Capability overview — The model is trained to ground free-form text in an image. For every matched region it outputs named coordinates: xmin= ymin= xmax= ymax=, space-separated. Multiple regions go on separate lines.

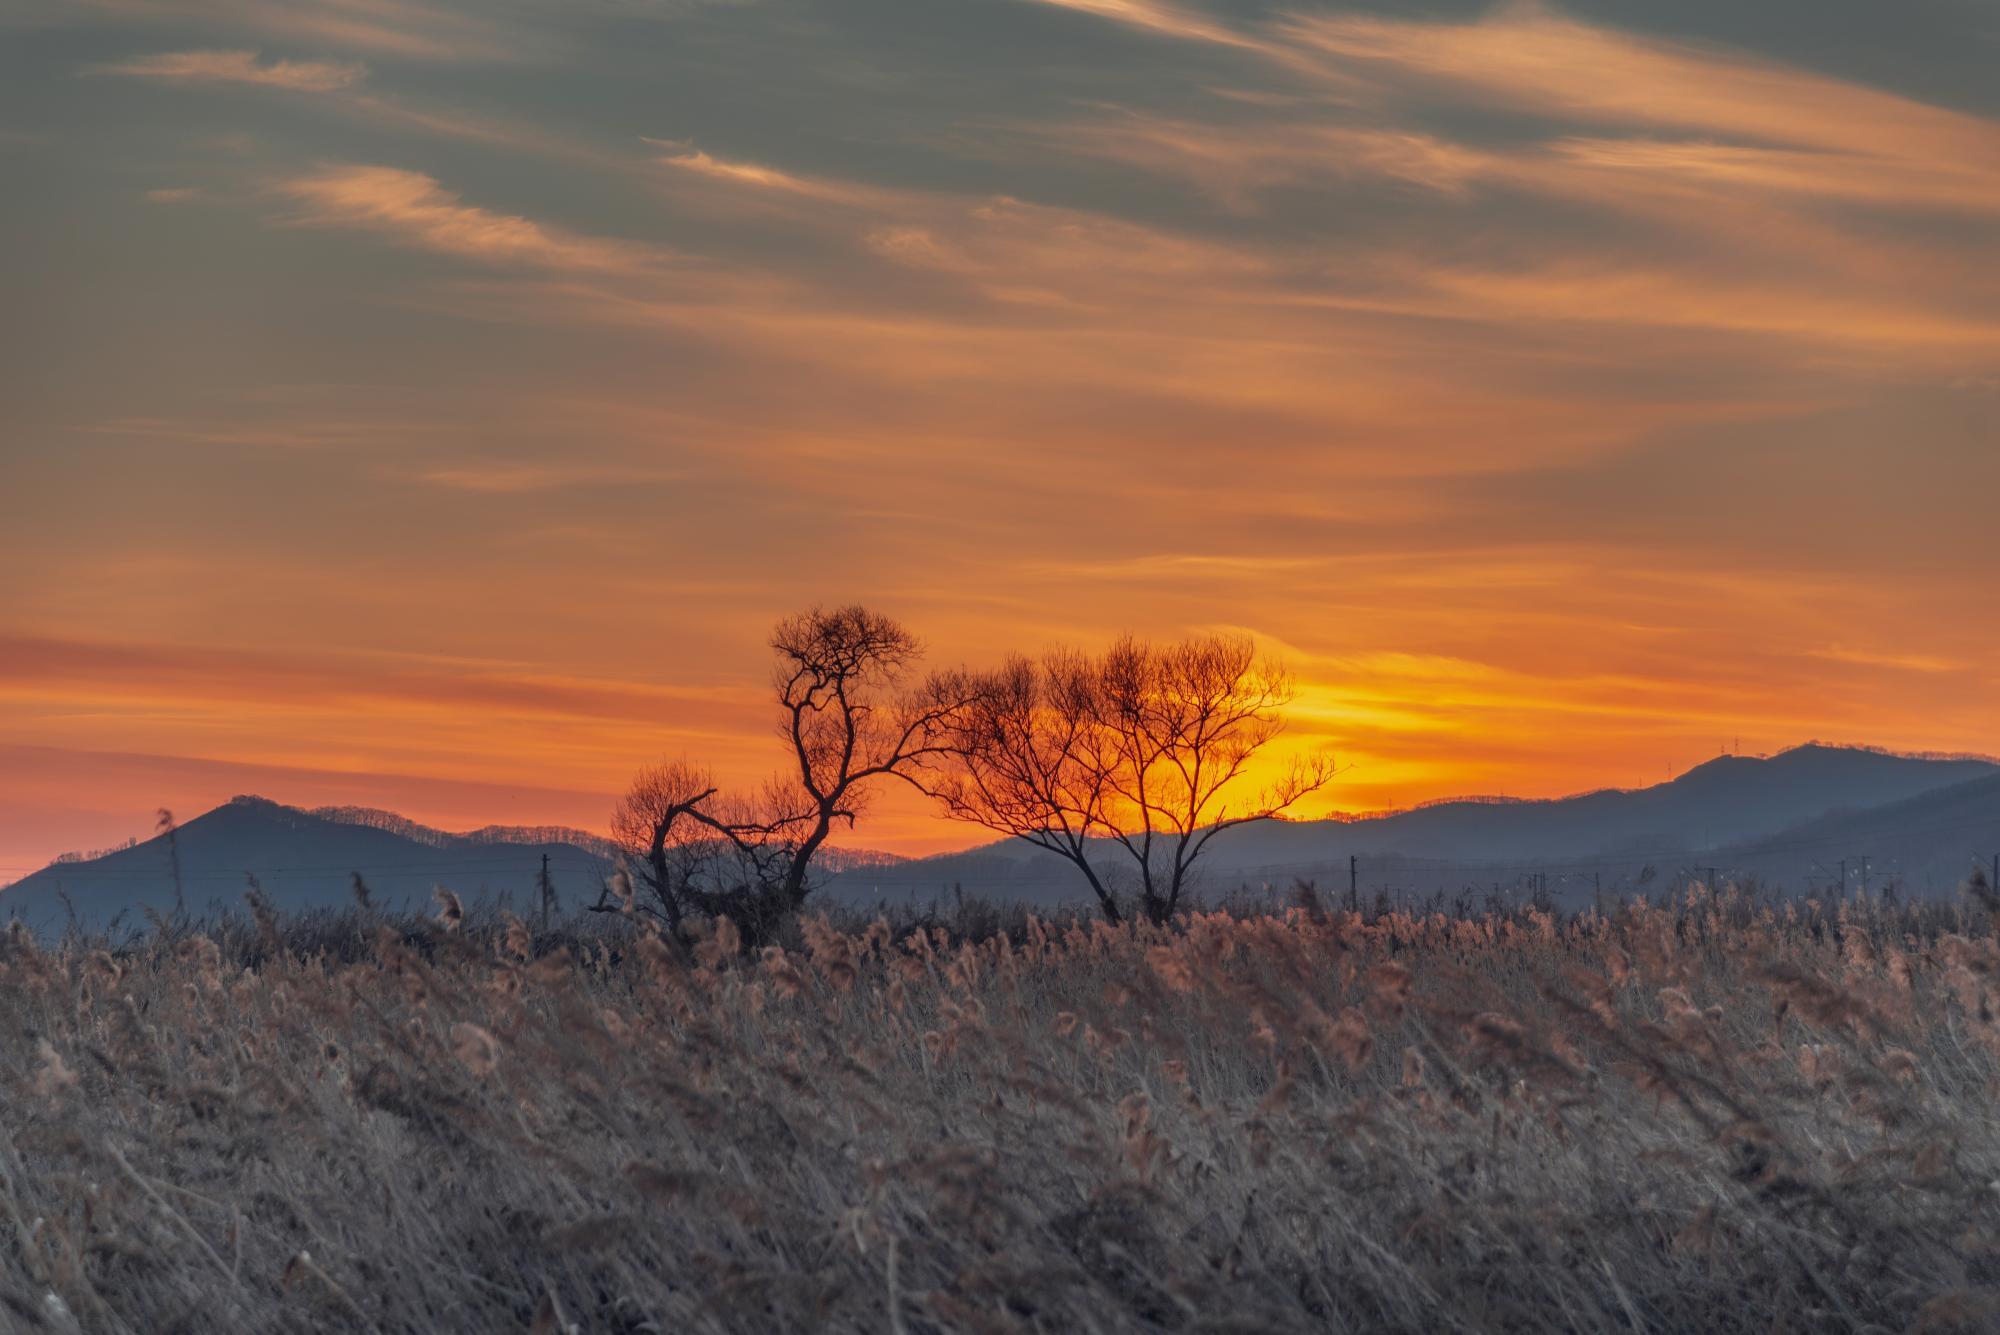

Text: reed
xmin=2 ymin=883 xmax=1996 ymax=1332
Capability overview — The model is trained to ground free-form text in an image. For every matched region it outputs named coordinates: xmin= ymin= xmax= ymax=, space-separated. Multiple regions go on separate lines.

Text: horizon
xmin=13 ymin=736 xmax=1996 ymax=886
xmin=6 ymin=0 xmax=1998 ymax=882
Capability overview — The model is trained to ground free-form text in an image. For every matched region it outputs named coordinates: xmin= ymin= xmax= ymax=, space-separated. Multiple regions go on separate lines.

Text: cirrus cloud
xmin=89 ymin=49 xmax=367 ymax=92
xmin=274 ymin=164 xmax=670 ymax=273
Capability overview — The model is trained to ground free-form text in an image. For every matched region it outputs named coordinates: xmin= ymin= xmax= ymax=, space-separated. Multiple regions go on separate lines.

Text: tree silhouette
xmin=762 ymin=605 xmax=968 ymax=908
xmin=924 ymin=633 xmax=1333 ymax=923
xmin=607 ymin=606 xmax=966 ymax=943
xmin=923 ymin=649 xmax=1125 ymax=922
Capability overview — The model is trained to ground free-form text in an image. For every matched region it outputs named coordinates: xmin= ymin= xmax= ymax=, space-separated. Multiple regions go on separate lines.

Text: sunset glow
xmin=3 ymin=0 xmax=1996 ymax=879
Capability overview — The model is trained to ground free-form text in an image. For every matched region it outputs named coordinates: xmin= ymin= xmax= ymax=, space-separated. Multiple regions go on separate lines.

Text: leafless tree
xmin=922 ymin=650 xmax=1126 ymax=923
xmin=763 ymin=605 xmax=965 ymax=911
xmin=603 ymin=760 xmax=720 ymax=935
xmin=1095 ymin=633 xmax=1333 ymax=921
xmin=604 ymin=606 xmax=966 ymax=944
xmin=923 ymin=633 xmax=1334 ymax=923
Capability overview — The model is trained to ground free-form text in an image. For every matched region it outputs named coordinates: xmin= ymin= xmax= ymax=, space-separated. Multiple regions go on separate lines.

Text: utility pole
xmin=537 ymin=852 xmax=558 ymax=932
xmin=158 ymin=808 xmax=184 ymax=916
xmin=1348 ymin=854 xmax=1358 ymax=912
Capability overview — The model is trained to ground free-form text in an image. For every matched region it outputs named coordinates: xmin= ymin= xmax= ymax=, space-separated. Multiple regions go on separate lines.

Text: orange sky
xmin=2 ymin=0 xmax=1997 ymax=879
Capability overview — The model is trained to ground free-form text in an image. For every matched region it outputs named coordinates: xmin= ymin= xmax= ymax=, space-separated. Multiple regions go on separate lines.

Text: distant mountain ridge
xmin=6 ymin=744 xmax=1994 ymax=931
xmin=823 ymin=743 xmax=2000 ymax=908
xmin=1712 ymin=770 xmax=2000 ymax=894
xmin=1314 ymin=740 xmax=2000 ymax=825
xmin=0 ymin=795 xmax=905 ymax=934
xmin=2 ymin=797 xmax=614 ymax=934
xmin=296 ymin=801 xmax=625 ymax=860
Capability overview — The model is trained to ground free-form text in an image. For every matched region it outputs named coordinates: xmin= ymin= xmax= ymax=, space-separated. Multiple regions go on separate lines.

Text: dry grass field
xmin=3 ymin=883 xmax=1999 ymax=1333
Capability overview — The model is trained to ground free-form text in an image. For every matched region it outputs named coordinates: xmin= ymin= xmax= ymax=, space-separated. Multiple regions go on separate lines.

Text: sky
xmin=2 ymin=0 xmax=1998 ymax=878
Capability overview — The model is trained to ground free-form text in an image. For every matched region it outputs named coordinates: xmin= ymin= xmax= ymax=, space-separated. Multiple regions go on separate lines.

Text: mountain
xmin=0 ymin=795 xmax=911 ymax=936
xmin=292 ymin=804 xmax=624 ymax=859
xmin=1186 ymin=743 xmax=1997 ymax=866
xmin=822 ymin=744 xmax=2000 ymax=909
xmin=1 ymin=796 xmax=615 ymax=934
xmin=1715 ymin=771 xmax=2000 ymax=896
xmin=8 ymin=744 xmax=1992 ymax=931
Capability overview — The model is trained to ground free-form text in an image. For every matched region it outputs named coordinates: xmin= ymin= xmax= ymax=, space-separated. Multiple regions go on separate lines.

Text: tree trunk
xmin=648 ymin=831 xmax=682 ymax=934
xmin=1075 ymin=859 xmax=1121 ymax=925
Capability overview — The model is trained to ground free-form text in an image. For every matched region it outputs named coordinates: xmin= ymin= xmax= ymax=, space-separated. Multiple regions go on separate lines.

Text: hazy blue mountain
xmin=0 ymin=796 xmax=613 ymax=934
xmin=8 ymin=744 xmax=1992 ymax=931
xmin=1713 ymin=771 xmax=2000 ymax=897
xmin=822 ymin=744 xmax=1999 ymax=910
xmin=0 ymin=795 xmax=910 ymax=936
xmin=1193 ymin=743 xmax=1995 ymax=865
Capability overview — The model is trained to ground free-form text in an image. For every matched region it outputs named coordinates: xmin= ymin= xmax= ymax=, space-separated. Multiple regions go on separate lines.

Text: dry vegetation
xmin=4 ymin=884 xmax=2000 ymax=1333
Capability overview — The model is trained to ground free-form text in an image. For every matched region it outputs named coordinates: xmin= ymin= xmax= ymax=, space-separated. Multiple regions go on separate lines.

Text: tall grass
xmin=3 ymin=884 xmax=1998 ymax=1332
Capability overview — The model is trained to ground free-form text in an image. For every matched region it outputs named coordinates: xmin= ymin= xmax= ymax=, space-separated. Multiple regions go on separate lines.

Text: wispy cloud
xmin=88 ymin=38 xmax=633 ymax=164
xmin=1808 ymin=646 xmax=1968 ymax=674
xmin=1543 ymin=136 xmax=2000 ymax=216
xmin=74 ymin=0 xmax=517 ymax=62
xmin=0 ymin=633 xmax=755 ymax=728
xmin=288 ymin=147 xmax=1855 ymax=480
xmin=332 ymin=96 xmax=643 ymax=169
xmin=1025 ymin=0 xmax=1262 ymax=51
xmin=411 ymin=462 xmax=685 ymax=493
xmin=87 ymin=414 xmax=436 ymax=449
xmin=89 ymin=49 xmax=367 ymax=92
xmin=274 ymin=165 xmax=668 ymax=273
xmin=1402 ymin=262 xmax=2000 ymax=354
xmin=244 ymin=0 xmax=511 ymax=61
xmin=1046 ymin=116 xmax=1489 ymax=204
xmin=652 ymin=144 xmax=873 ymax=203
xmin=1033 ymin=1 xmax=2000 ymax=225
xmin=993 ymin=5 xmax=1999 ymax=376
xmin=1281 ymin=2 xmax=1998 ymax=165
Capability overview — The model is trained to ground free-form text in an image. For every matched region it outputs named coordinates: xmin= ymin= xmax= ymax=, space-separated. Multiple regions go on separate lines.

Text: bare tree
xmin=764 ymin=605 xmax=964 ymax=911
xmin=923 ymin=632 xmax=1333 ymax=924
xmin=605 ymin=605 xmax=965 ymax=944
xmin=922 ymin=650 xmax=1126 ymax=923
xmin=1095 ymin=633 xmax=1333 ymax=922
xmin=604 ymin=760 xmax=719 ymax=935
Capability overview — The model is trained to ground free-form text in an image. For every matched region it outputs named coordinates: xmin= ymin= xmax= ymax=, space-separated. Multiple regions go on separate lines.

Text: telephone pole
xmin=1348 ymin=854 xmax=1358 ymax=912
xmin=537 ymin=852 xmax=558 ymax=932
